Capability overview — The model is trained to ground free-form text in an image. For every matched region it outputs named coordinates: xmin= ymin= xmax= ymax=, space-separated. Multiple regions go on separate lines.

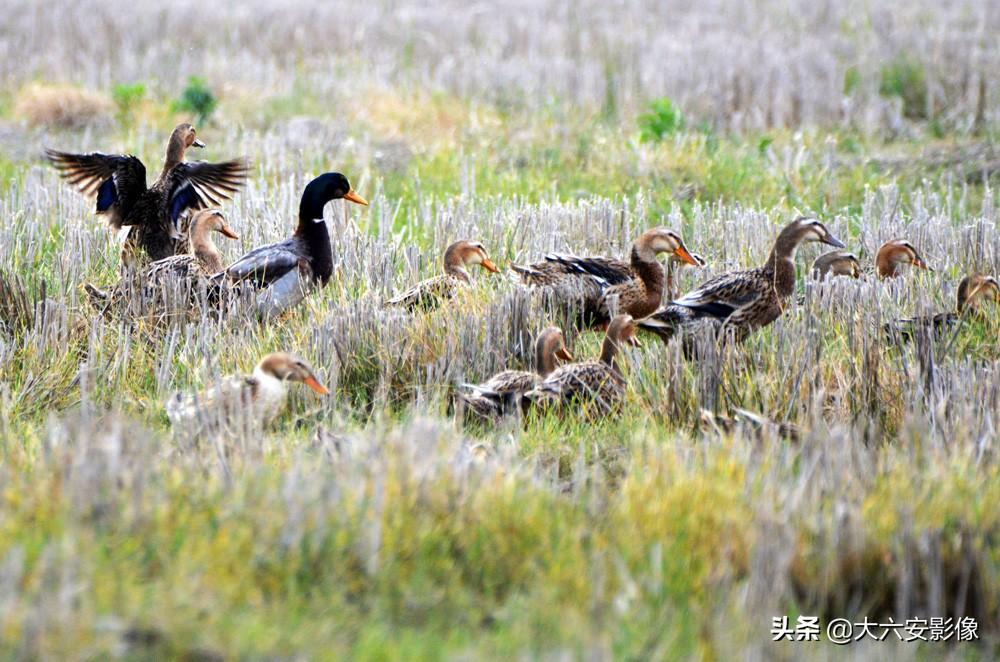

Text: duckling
xmin=524 ymin=314 xmax=639 ymax=417
xmin=876 ymin=239 xmax=929 ymax=278
xmin=223 ymin=172 xmax=367 ymax=318
xmin=85 ymin=209 xmax=240 ymax=317
xmin=46 ymin=123 xmax=248 ymax=267
xmin=886 ymin=273 xmax=1000 ymax=342
xmin=639 ymin=217 xmax=846 ymax=343
xmin=387 ymin=240 xmax=500 ymax=310
xmin=511 ymin=228 xmax=699 ymax=328
xmin=456 ymin=326 xmax=573 ymax=421
xmin=166 ymin=352 xmax=329 ymax=432
xmin=811 ymin=250 xmax=861 ymax=280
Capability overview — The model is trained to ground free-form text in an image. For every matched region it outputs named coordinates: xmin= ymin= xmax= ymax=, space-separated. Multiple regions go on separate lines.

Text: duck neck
xmin=162 ymin=132 xmax=188 ymax=174
xmin=188 ymin=220 xmax=224 ymax=273
xmin=599 ymin=336 xmax=621 ymax=370
xmin=876 ymin=252 xmax=898 ymax=278
xmin=763 ymin=228 xmax=803 ymax=297
xmin=295 ymin=198 xmax=334 ymax=285
xmin=630 ymin=245 xmax=665 ymax=297
xmin=443 ymin=248 xmax=471 ymax=282
xmin=536 ymin=340 xmax=556 ymax=378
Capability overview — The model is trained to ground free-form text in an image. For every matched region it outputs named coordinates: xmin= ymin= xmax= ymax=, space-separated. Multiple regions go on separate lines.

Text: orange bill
xmin=556 ymin=346 xmax=574 ymax=361
xmin=344 ymin=189 xmax=369 ymax=206
xmin=303 ymin=376 xmax=330 ymax=395
xmin=480 ymin=258 xmax=500 ymax=273
xmin=673 ymin=245 xmax=700 ymax=267
xmin=913 ymin=256 xmax=929 ymax=269
xmin=627 ymin=334 xmax=642 ymax=348
xmin=219 ymin=224 xmax=239 ymax=240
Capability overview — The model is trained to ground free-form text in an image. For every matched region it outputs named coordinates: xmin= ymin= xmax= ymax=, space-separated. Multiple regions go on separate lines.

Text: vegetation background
xmin=1 ymin=0 xmax=999 ymax=658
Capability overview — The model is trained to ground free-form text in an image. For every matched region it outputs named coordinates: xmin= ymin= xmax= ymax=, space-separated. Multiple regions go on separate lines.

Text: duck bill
xmin=626 ymin=333 xmax=642 ymax=348
xmin=480 ymin=258 xmax=500 ymax=274
xmin=912 ymin=256 xmax=930 ymax=270
xmin=673 ymin=245 xmax=700 ymax=267
xmin=219 ymin=224 xmax=239 ymax=240
xmin=555 ymin=347 xmax=574 ymax=361
xmin=823 ymin=233 xmax=847 ymax=249
xmin=192 ymin=139 xmax=206 ymax=148
xmin=303 ymin=376 xmax=330 ymax=395
xmin=343 ymin=190 xmax=369 ymax=206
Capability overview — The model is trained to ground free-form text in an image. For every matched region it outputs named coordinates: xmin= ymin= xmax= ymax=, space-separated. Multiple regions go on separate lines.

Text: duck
xmin=46 ymin=123 xmax=248 ymax=267
xmin=84 ymin=209 xmax=240 ymax=316
xmin=876 ymin=239 xmax=929 ymax=278
xmin=166 ymin=352 xmax=329 ymax=432
xmin=885 ymin=273 xmax=1000 ymax=342
xmin=511 ymin=228 xmax=699 ymax=328
xmin=638 ymin=217 xmax=846 ymax=343
xmin=223 ymin=172 xmax=367 ymax=317
xmin=811 ymin=250 xmax=861 ymax=280
xmin=700 ymin=408 xmax=802 ymax=443
xmin=386 ymin=240 xmax=500 ymax=310
xmin=455 ymin=326 xmax=573 ymax=421
xmin=524 ymin=314 xmax=639 ymax=416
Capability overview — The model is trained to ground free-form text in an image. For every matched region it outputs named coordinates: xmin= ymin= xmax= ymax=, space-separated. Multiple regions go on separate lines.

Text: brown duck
xmin=46 ymin=123 xmax=248 ymax=268
xmin=639 ymin=217 xmax=846 ymax=343
xmin=524 ymin=314 xmax=639 ymax=417
xmin=875 ymin=239 xmax=929 ymax=278
xmin=456 ymin=326 xmax=573 ymax=421
xmin=387 ymin=240 xmax=500 ymax=310
xmin=885 ymin=273 xmax=999 ymax=342
xmin=511 ymin=228 xmax=699 ymax=328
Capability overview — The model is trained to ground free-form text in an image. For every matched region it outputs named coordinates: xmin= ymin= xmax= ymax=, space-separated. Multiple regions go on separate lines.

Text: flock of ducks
xmin=44 ymin=124 xmax=1000 ymax=432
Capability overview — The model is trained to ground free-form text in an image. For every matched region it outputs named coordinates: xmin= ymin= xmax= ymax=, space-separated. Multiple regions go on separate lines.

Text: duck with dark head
xmin=224 ymin=172 xmax=368 ymax=317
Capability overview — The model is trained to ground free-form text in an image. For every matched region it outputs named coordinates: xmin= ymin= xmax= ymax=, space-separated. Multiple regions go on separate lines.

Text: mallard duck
xmin=386 ymin=240 xmax=500 ymax=310
xmin=700 ymin=408 xmax=802 ymax=442
xmin=84 ymin=209 xmax=239 ymax=315
xmin=876 ymin=239 xmax=929 ymax=278
xmin=811 ymin=250 xmax=861 ymax=280
xmin=46 ymin=123 xmax=248 ymax=267
xmin=524 ymin=314 xmax=639 ymax=416
xmin=511 ymin=228 xmax=699 ymax=327
xmin=456 ymin=326 xmax=573 ymax=421
xmin=639 ymin=217 xmax=846 ymax=343
xmin=223 ymin=172 xmax=367 ymax=317
xmin=166 ymin=352 xmax=329 ymax=432
xmin=885 ymin=273 xmax=1000 ymax=341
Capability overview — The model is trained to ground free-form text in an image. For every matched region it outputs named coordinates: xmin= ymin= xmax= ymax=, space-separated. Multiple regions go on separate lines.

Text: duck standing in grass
xmin=85 ymin=209 xmax=240 ymax=318
xmin=811 ymin=250 xmax=861 ymax=280
xmin=885 ymin=273 xmax=1000 ymax=342
xmin=875 ymin=239 xmax=930 ymax=278
xmin=387 ymin=240 xmax=500 ymax=310
xmin=223 ymin=172 xmax=367 ymax=317
xmin=456 ymin=326 xmax=573 ymax=421
xmin=511 ymin=228 xmax=699 ymax=328
xmin=524 ymin=314 xmax=639 ymax=417
xmin=166 ymin=352 xmax=329 ymax=432
xmin=46 ymin=123 xmax=248 ymax=267
xmin=640 ymin=217 xmax=846 ymax=343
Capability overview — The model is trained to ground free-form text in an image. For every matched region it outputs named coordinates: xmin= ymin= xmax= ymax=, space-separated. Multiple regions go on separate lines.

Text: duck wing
xmin=542 ymin=254 xmax=633 ymax=285
xmin=225 ymin=240 xmax=302 ymax=289
xmin=166 ymin=375 xmax=257 ymax=428
xmin=45 ymin=150 xmax=147 ymax=228
xmin=673 ymin=270 xmax=765 ymax=319
xmin=387 ymin=275 xmax=458 ymax=310
xmin=167 ymin=159 xmax=250 ymax=227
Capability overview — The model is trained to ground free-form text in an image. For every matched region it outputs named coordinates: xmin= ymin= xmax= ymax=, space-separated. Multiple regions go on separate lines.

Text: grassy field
xmin=1 ymin=0 xmax=1000 ymax=659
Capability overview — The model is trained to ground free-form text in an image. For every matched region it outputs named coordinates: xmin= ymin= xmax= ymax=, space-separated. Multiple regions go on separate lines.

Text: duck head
xmin=812 ymin=250 xmax=861 ymax=280
xmin=771 ymin=217 xmax=846 ymax=262
xmin=189 ymin=209 xmax=239 ymax=241
xmin=876 ymin=239 xmax=929 ymax=278
xmin=443 ymin=240 xmax=500 ymax=279
xmin=299 ymin=172 xmax=368 ymax=224
xmin=635 ymin=228 xmax=700 ymax=266
xmin=257 ymin=352 xmax=330 ymax=395
xmin=535 ymin=326 xmax=573 ymax=377
xmin=957 ymin=274 xmax=1000 ymax=314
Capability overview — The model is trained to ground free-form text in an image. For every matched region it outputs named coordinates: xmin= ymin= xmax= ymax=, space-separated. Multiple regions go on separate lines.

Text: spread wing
xmin=167 ymin=159 xmax=249 ymax=225
xmin=45 ymin=150 xmax=147 ymax=228
xmin=673 ymin=270 xmax=765 ymax=319
xmin=225 ymin=242 xmax=300 ymax=288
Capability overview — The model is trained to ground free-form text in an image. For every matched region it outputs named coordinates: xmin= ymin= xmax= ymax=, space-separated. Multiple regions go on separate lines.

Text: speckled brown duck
xmin=885 ymin=273 xmax=999 ymax=342
xmin=46 ymin=123 xmax=248 ymax=268
xmin=387 ymin=240 xmax=500 ymax=310
xmin=639 ymin=217 xmax=846 ymax=343
xmin=811 ymin=250 xmax=861 ymax=280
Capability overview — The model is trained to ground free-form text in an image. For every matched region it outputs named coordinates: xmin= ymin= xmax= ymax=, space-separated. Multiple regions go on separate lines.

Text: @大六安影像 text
xmin=771 ymin=616 xmax=978 ymax=644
